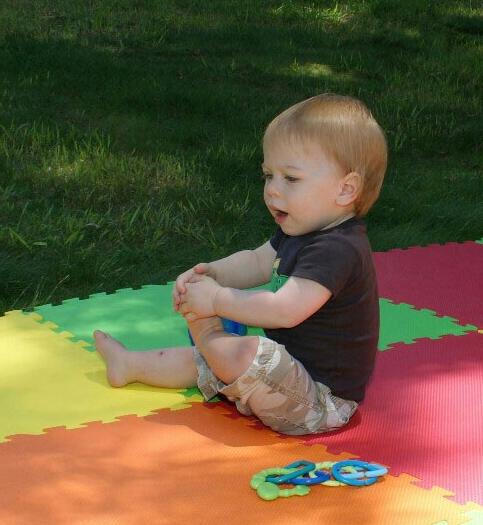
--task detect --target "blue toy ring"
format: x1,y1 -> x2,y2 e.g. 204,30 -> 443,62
266,460 -> 316,484
332,460 -> 388,487
341,466 -> 388,479
188,318 -> 247,345
290,469 -> 331,485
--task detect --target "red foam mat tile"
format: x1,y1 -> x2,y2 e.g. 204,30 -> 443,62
374,242 -> 483,326
302,332 -> 483,505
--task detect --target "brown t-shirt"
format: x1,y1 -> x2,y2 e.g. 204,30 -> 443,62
264,217 -> 379,402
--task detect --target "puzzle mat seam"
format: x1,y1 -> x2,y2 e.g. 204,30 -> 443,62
379,298 -> 478,350
375,239 -> 482,254
2,406 -> 482,525
2,238 -> 481,317
11,295 -> 478,353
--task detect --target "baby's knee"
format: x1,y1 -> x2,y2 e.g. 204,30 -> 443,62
234,336 -> 259,370
219,335 -> 259,384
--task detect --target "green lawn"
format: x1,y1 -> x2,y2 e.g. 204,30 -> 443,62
1,0 -> 482,314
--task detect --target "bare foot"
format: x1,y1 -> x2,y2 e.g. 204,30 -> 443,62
93,330 -> 132,387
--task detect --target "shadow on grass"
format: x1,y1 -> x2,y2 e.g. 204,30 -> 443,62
0,1 -> 481,312
2,2 -> 481,160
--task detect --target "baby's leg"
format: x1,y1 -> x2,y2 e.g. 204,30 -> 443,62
94,315 -> 258,390
94,331 -> 198,389
187,316 -> 259,385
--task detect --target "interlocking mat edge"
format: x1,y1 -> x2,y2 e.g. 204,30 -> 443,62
1,240 -> 482,524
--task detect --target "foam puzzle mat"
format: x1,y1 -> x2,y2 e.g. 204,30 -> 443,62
1,240 -> 482,524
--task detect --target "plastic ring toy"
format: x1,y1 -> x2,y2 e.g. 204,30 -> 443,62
221,318 -> 247,336
332,460 -> 388,487
250,468 -> 310,501
188,318 -> 246,344
276,460 -> 330,486
266,460 -> 316,484
254,481 -> 310,501
290,469 -> 331,485
311,462 -> 357,487
341,465 -> 388,479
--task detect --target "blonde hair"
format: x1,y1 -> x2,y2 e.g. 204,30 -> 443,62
263,94 -> 388,217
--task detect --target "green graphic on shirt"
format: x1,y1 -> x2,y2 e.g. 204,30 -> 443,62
270,258 -> 289,292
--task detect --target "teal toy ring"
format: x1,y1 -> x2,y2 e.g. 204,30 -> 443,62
266,460 -> 316,484
332,460 -> 388,487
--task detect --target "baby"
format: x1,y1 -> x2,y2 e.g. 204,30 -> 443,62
94,93 -> 388,436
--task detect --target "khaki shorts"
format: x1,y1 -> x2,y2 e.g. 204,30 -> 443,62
193,336 -> 358,436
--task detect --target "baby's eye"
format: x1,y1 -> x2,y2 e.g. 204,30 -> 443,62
285,175 -> 299,183
261,172 -> 272,181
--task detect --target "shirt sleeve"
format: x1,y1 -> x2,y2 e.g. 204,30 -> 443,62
291,236 -> 359,297
269,227 -> 284,251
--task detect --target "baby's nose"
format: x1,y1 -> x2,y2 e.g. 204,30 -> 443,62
265,179 -> 281,197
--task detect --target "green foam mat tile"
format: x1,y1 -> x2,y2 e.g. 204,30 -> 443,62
27,284 -> 476,355
30,282 -> 272,351
31,284 -> 189,351
378,299 -> 477,351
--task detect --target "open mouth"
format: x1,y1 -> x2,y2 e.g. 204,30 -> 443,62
274,210 -> 288,223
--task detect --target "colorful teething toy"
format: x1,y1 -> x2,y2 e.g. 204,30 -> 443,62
290,469 -> 331,486
332,460 -> 389,487
266,460 -> 316,484
309,461 -> 356,487
250,468 -> 310,501
251,459 -> 388,500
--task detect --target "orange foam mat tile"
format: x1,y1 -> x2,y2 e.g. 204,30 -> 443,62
0,402 -> 478,525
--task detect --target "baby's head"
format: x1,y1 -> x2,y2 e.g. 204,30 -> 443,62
262,94 -> 387,224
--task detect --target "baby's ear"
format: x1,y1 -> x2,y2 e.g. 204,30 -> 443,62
336,172 -> 362,206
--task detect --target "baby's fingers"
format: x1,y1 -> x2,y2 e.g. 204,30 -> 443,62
175,276 -> 187,295
187,273 -> 206,284
179,296 -> 204,322
172,288 -> 180,312
176,268 -> 193,292
183,312 -> 198,322
172,284 -> 183,310
173,282 -> 189,311
193,262 -> 209,274
173,296 -> 180,312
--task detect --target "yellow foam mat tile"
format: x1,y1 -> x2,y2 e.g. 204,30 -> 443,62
434,504 -> 483,525
0,311 -> 202,442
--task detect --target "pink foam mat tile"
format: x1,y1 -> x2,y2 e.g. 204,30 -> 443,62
300,331 -> 483,506
374,241 -> 483,327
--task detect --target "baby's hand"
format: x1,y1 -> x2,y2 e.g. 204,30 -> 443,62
173,263 -> 213,312
179,275 -> 222,321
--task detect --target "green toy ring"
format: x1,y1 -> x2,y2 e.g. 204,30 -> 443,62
251,468 -> 310,501
310,462 -> 358,486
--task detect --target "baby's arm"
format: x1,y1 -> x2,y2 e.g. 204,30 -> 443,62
181,275 -> 332,329
209,241 -> 276,288
215,277 -> 331,328
173,241 -> 275,312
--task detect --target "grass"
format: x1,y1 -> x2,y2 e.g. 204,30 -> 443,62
0,0 -> 482,314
